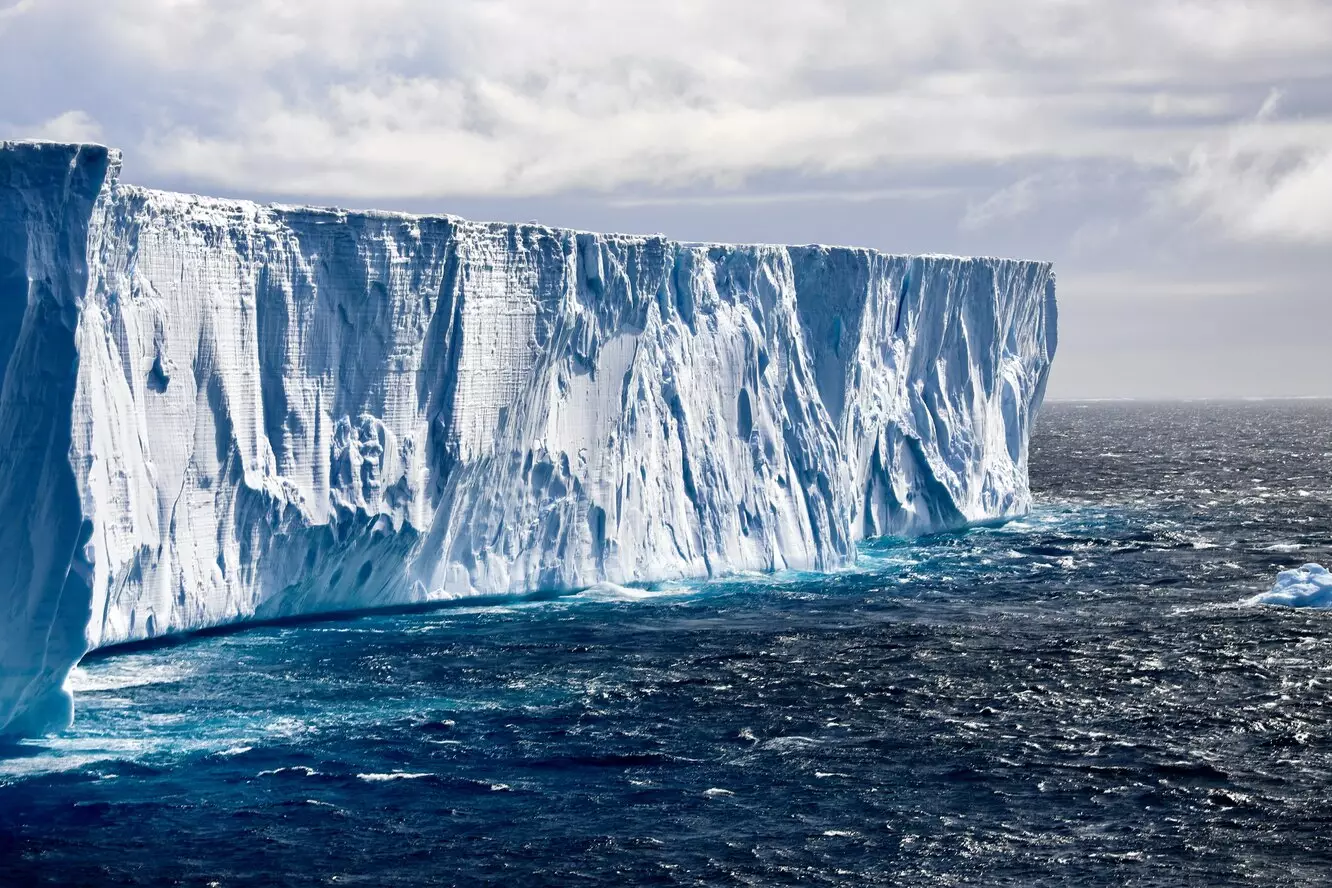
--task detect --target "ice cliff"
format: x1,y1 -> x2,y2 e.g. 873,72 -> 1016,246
0,141 -> 1057,737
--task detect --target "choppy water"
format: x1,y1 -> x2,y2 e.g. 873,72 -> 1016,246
2,401 -> 1331,886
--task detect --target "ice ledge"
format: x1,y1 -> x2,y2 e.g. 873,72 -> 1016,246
0,142 -> 1057,737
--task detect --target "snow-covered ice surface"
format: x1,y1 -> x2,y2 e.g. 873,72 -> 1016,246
1247,563 -> 1332,608
0,141 -> 1057,738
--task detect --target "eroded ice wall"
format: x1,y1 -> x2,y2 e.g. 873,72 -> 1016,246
0,141 -> 1057,737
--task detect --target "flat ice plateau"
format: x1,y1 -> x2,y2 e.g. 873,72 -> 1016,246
0,141 -> 1057,737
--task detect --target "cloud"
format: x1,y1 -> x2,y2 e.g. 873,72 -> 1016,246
22,110 -> 104,143
1,0 -> 1331,206
961,175 -> 1047,231
1058,271 -> 1288,302
609,186 -> 961,209
1185,146 -> 1332,243
0,0 -> 35,24
1175,94 -> 1332,243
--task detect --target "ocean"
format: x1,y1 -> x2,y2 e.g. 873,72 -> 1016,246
2,401 -> 1330,886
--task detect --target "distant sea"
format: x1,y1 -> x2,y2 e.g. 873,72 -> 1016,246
3,401 -> 1330,886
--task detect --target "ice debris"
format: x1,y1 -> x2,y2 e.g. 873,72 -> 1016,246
1247,564 -> 1332,609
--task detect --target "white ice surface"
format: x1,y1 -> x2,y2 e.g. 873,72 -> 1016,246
0,141 -> 1057,737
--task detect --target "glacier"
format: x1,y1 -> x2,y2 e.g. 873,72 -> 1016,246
0,141 -> 1057,738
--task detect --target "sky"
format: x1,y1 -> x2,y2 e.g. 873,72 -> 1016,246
2,0 -> 1330,399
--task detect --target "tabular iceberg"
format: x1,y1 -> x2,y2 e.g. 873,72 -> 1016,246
0,141 -> 1057,738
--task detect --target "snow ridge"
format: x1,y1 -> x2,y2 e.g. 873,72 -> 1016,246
0,142 -> 1057,737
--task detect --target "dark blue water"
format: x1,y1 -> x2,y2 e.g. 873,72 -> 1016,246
3,402 -> 1331,886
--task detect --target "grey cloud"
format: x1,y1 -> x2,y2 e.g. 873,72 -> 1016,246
4,0 -> 1331,207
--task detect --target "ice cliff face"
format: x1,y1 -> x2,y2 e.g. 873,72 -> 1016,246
0,141 -> 1057,737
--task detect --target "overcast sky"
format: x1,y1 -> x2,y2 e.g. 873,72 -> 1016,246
3,0 -> 1329,399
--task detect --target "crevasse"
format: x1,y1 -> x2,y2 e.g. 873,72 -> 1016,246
0,142 -> 1058,737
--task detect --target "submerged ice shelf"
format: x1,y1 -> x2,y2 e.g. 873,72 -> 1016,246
0,141 -> 1057,737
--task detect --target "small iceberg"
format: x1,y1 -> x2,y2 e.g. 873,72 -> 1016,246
1246,564 -> 1332,608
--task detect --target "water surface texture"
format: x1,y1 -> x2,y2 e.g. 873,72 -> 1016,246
3,401 -> 1331,886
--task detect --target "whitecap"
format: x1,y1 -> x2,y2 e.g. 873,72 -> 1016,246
65,661 -> 191,693
356,771 -> 432,782
257,766 -> 319,777
762,736 -> 821,752
265,717 -> 317,738
0,752 -> 115,784
703,787 -> 735,797
0,734 -> 215,783
574,582 -> 680,603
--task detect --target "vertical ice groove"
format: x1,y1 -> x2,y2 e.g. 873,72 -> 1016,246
0,142 -> 1057,738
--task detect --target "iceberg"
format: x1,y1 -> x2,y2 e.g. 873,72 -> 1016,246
0,141 -> 1057,737
1246,564 -> 1332,608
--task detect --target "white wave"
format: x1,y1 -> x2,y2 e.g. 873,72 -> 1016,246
357,771 -> 432,782
0,754 -> 115,784
573,582 -> 677,602
265,717 -> 317,738
64,660 -> 191,693
703,787 -> 735,797
257,766 -> 319,777
0,735 -> 212,783
762,736 -> 822,752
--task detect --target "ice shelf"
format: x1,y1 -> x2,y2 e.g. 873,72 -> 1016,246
0,141 -> 1057,737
